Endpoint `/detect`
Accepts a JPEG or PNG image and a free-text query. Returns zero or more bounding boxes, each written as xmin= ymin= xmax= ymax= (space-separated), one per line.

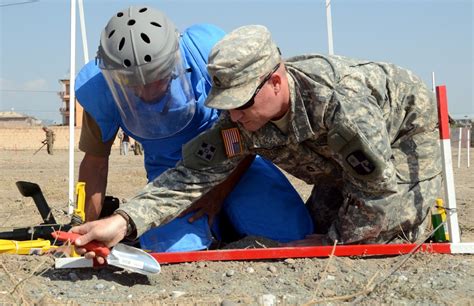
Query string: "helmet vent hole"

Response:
xmin=108 ymin=30 xmax=115 ymax=39
xmin=150 ymin=21 xmax=162 ymax=28
xmin=128 ymin=19 xmax=136 ymax=26
xmin=139 ymin=8 xmax=147 ymax=13
xmin=141 ymin=33 xmax=150 ymax=44
xmin=144 ymin=55 xmax=151 ymax=62
xmin=117 ymin=12 xmax=123 ymax=17
xmin=123 ymin=59 xmax=131 ymax=67
xmin=118 ymin=37 xmax=125 ymax=51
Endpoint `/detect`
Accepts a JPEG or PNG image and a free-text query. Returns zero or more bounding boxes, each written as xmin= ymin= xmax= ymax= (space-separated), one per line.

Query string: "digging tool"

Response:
xmin=51 ymin=231 xmax=161 ymax=275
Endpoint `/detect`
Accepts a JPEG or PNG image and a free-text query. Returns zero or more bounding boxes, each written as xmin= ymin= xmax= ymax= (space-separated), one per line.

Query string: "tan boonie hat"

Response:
xmin=205 ymin=25 xmax=281 ymax=110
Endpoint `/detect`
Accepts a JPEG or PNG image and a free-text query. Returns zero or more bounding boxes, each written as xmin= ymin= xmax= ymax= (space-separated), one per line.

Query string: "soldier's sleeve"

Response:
xmin=326 ymin=89 xmax=399 ymax=243
xmin=119 ymin=115 xmax=248 ymax=236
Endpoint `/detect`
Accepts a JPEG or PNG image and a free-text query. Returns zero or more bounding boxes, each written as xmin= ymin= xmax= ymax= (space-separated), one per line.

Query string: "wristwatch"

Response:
xmin=113 ymin=210 xmax=135 ymax=237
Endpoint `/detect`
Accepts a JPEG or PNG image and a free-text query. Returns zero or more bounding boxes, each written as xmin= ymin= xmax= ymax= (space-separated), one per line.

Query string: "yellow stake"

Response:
xmin=74 ymin=182 xmax=86 ymax=222
xmin=436 ymin=198 xmax=450 ymax=241
xmin=71 ymin=182 xmax=86 ymax=257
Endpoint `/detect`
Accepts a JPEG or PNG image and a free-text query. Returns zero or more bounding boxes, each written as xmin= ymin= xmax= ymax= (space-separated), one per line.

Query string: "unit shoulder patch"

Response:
xmin=195 ymin=142 xmax=217 ymax=161
xmin=345 ymin=150 xmax=375 ymax=175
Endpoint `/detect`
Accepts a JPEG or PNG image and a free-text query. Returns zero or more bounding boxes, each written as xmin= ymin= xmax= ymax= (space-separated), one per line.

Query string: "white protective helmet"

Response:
xmin=96 ymin=6 xmax=196 ymax=139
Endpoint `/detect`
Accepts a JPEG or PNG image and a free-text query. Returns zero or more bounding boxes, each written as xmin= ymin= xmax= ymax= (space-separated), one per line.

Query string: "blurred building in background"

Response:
xmin=58 ymin=78 xmax=83 ymax=127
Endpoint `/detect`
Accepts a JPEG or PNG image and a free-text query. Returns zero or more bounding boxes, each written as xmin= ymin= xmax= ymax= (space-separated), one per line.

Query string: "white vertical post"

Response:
xmin=325 ymin=0 xmax=334 ymax=55
xmin=78 ymin=0 xmax=89 ymax=63
xmin=68 ymin=0 xmax=77 ymax=214
xmin=457 ymin=127 xmax=462 ymax=168
xmin=431 ymin=72 xmax=436 ymax=92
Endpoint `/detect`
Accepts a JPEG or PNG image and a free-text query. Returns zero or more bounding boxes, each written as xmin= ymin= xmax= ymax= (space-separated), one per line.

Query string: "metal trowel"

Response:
xmin=51 ymin=231 xmax=160 ymax=275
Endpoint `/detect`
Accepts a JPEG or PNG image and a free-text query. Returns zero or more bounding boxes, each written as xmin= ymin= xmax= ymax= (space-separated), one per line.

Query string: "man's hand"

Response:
xmin=71 ymin=214 xmax=127 ymax=264
xmin=179 ymin=155 xmax=256 ymax=226
xmin=179 ymin=187 xmax=226 ymax=225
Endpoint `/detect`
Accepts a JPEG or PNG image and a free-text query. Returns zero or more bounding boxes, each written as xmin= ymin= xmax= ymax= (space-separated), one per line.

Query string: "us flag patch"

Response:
xmin=221 ymin=128 xmax=243 ymax=158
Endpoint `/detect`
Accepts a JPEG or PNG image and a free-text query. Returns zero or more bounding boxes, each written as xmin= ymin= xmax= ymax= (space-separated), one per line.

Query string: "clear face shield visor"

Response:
xmin=98 ymin=49 xmax=196 ymax=139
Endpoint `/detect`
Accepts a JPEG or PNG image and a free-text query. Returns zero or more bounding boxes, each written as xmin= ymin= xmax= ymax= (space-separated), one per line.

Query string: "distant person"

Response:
xmin=42 ymin=126 xmax=55 ymax=155
xmin=73 ymin=7 xmax=312 ymax=253
xmin=117 ymin=129 xmax=124 ymax=155
xmin=133 ymin=140 xmax=143 ymax=156
xmin=122 ymin=133 xmax=130 ymax=156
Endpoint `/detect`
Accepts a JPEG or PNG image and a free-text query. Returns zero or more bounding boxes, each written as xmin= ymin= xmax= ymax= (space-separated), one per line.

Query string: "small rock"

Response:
xmin=221 ymin=299 xmax=237 ymax=306
xmin=246 ymin=267 xmax=255 ymax=274
xmin=226 ymin=270 xmax=235 ymax=277
xmin=398 ymin=275 xmax=408 ymax=282
xmin=171 ymin=291 xmax=186 ymax=298
xmin=197 ymin=261 xmax=207 ymax=268
xmin=259 ymin=294 xmax=277 ymax=306
xmin=268 ymin=266 xmax=277 ymax=274
xmin=127 ymin=294 xmax=133 ymax=299
xmin=68 ymin=272 xmax=79 ymax=282
xmin=321 ymin=289 xmax=335 ymax=297
xmin=282 ymin=294 xmax=298 ymax=305
xmin=326 ymin=275 xmax=336 ymax=281
xmin=284 ymin=258 xmax=295 ymax=265
xmin=94 ymin=283 xmax=105 ymax=290
xmin=109 ymin=285 xmax=116 ymax=291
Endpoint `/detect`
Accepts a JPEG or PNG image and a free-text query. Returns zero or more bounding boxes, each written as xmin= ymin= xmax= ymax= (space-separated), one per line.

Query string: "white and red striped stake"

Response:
xmin=145 ymin=85 xmax=473 ymax=264
xmin=436 ymin=85 xmax=461 ymax=243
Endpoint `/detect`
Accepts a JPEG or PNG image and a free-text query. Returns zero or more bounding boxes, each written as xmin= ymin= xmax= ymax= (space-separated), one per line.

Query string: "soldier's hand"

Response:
xmin=71 ymin=215 xmax=127 ymax=264
xmin=179 ymin=187 xmax=226 ymax=226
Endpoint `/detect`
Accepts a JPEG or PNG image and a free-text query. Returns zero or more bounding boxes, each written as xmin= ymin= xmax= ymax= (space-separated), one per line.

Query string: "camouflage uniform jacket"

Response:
xmin=121 ymin=54 xmax=442 ymax=243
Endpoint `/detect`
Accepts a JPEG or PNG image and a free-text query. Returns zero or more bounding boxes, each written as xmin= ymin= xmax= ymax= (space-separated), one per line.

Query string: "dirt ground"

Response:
xmin=0 ymin=148 xmax=473 ymax=305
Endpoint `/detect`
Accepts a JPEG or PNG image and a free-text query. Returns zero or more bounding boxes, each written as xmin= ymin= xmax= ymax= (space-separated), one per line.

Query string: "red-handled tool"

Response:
xmin=51 ymin=231 xmax=160 ymax=275
xmin=51 ymin=231 xmax=110 ymax=257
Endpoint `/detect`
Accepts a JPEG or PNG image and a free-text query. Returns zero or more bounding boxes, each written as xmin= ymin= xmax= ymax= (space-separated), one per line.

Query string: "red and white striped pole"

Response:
xmin=436 ymin=85 xmax=461 ymax=243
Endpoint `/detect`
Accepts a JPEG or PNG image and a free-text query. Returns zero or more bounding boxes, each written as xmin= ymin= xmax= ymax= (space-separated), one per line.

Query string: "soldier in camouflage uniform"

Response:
xmin=42 ymin=126 xmax=55 ymax=155
xmin=73 ymin=25 xmax=442 ymax=255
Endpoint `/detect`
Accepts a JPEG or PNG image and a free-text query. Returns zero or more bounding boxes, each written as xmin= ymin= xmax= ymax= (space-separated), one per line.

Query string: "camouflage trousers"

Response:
xmin=306 ymin=174 xmax=442 ymax=244
xmin=46 ymin=141 xmax=54 ymax=155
